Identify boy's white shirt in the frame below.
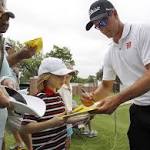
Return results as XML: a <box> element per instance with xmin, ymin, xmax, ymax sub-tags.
<box><xmin>58</xmin><ymin>84</ymin><xmax>72</xmax><ymax>112</ymax></box>
<box><xmin>58</xmin><ymin>84</ymin><xmax>73</xmax><ymax>129</ymax></box>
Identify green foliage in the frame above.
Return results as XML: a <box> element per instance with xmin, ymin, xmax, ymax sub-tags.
<box><xmin>96</xmin><ymin>68</ymin><xmax>103</xmax><ymax>81</ymax></box>
<box><xmin>73</xmin><ymin>76</ymin><xmax>88</xmax><ymax>83</ymax></box>
<box><xmin>6</xmin><ymin>38</ymin><xmax>24</xmax><ymax>51</ymax></box>
<box><xmin>19</xmin><ymin>54</ymin><xmax>43</xmax><ymax>83</ymax></box>
<box><xmin>87</xmin><ymin>75</ymin><xmax>96</xmax><ymax>83</ymax></box>
<box><xmin>45</xmin><ymin>45</ymin><xmax>75</xmax><ymax>65</ymax></box>
<box><xmin>19</xmin><ymin>44</ymin><xmax>76</xmax><ymax>83</ymax></box>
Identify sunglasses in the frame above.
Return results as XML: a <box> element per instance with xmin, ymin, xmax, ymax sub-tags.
<box><xmin>94</xmin><ymin>17</ymin><xmax>109</xmax><ymax>30</ymax></box>
<box><xmin>94</xmin><ymin>10</ymin><xmax>113</xmax><ymax>30</ymax></box>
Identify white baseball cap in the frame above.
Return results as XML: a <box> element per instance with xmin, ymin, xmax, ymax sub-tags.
<box><xmin>38</xmin><ymin>57</ymin><xmax>76</xmax><ymax>76</ymax></box>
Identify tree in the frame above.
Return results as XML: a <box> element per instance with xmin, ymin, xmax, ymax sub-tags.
<box><xmin>96</xmin><ymin>67</ymin><xmax>121</xmax><ymax>92</ymax></box>
<box><xmin>45</xmin><ymin>45</ymin><xmax>75</xmax><ymax>65</ymax></box>
<box><xmin>20</xmin><ymin>45</ymin><xmax>76</xmax><ymax>83</ymax></box>
<box><xmin>19</xmin><ymin>54</ymin><xmax>43</xmax><ymax>83</ymax></box>
<box><xmin>6</xmin><ymin>40</ymin><xmax>81</xmax><ymax>83</ymax></box>
<box><xmin>96</xmin><ymin>68</ymin><xmax>103</xmax><ymax>81</ymax></box>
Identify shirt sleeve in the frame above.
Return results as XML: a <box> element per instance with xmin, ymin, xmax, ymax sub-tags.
<box><xmin>138</xmin><ymin>24</ymin><xmax>150</xmax><ymax>66</ymax></box>
<box><xmin>102</xmin><ymin>50</ymin><xmax>116</xmax><ymax>81</ymax></box>
<box><xmin>0</xmin><ymin>54</ymin><xmax>16</xmax><ymax>83</ymax></box>
<box><xmin>22</xmin><ymin>113</ymin><xmax>39</xmax><ymax>125</ymax></box>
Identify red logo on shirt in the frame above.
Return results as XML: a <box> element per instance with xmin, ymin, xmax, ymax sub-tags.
<box><xmin>126</xmin><ymin>41</ymin><xmax>132</xmax><ymax>49</ymax></box>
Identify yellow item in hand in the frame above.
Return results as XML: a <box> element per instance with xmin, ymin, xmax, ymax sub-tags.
<box><xmin>72</xmin><ymin>104</ymin><xmax>93</xmax><ymax>113</ymax></box>
<box><xmin>24</xmin><ymin>37</ymin><xmax>43</xmax><ymax>53</ymax></box>
<box><xmin>63</xmin><ymin>102</ymin><xmax>99</xmax><ymax>118</ymax></box>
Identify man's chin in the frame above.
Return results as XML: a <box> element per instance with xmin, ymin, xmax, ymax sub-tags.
<box><xmin>0</xmin><ymin>30</ymin><xmax>7</xmax><ymax>33</ymax></box>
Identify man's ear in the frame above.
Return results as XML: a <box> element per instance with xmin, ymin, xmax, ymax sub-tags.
<box><xmin>113</xmin><ymin>9</ymin><xmax>118</xmax><ymax>16</ymax></box>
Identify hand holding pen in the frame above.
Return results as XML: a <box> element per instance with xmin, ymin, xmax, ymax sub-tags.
<box><xmin>80</xmin><ymin>88</ymin><xmax>95</xmax><ymax>107</ymax></box>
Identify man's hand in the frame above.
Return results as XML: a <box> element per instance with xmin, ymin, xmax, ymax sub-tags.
<box><xmin>1</xmin><ymin>78</ymin><xmax>16</xmax><ymax>89</ymax></box>
<box><xmin>81</xmin><ymin>90</ymin><xmax>94</xmax><ymax>107</ymax></box>
<box><xmin>7</xmin><ymin>45</ymin><xmax>36</xmax><ymax>67</ymax></box>
<box><xmin>94</xmin><ymin>95</ymin><xmax>121</xmax><ymax>114</ymax></box>
<box><xmin>19</xmin><ymin>46</ymin><xmax>36</xmax><ymax>59</ymax></box>
<box><xmin>0</xmin><ymin>88</ymin><xmax>10</xmax><ymax>108</ymax></box>
<box><xmin>0</xmin><ymin>79</ymin><xmax>16</xmax><ymax>108</ymax></box>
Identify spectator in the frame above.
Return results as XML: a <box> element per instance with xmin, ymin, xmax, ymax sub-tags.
<box><xmin>0</xmin><ymin>1</ymin><xmax>36</xmax><ymax>149</ymax></box>
<box><xmin>58</xmin><ymin>63</ymin><xmax>77</xmax><ymax>149</ymax></box>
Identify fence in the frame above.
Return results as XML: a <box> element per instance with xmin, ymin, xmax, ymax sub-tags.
<box><xmin>26</xmin><ymin>77</ymin><xmax>119</xmax><ymax>96</ymax></box>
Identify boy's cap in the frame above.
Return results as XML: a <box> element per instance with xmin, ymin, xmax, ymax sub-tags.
<box><xmin>65</xmin><ymin>63</ymin><xmax>78</xmax><ymax>74</ymax></box>
<box><xmin>38</xmin><ymin>57</ymin><xmax>76</xmax><ymax>76</ymax></box>
<box><xmin>86</xmin><ymin>0</ymin><xmax>114</xmax><ymax>31</ymax></box>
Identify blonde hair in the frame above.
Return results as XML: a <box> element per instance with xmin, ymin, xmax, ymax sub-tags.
<box><xmin>37</xmin><ymin>73</ymin><xmax>51</xmax><ymax>92</ymax></box>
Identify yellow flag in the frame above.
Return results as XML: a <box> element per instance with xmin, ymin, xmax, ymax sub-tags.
<box><xmin>24</xmin><ymin>37</ymin><xmax>43</xmax><ymax>53</ymax></box>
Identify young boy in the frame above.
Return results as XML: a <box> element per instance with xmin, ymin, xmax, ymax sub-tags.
<box><xmin>20</xmin><ymin>57</ymin><xmax>88</xmax><ymax>150</ymax></box>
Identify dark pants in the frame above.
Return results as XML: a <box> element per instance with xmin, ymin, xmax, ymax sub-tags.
<box><xmin>127</xmin><ymin>104</ymin><xmax>150</xmax><ymax>150</ymax></box>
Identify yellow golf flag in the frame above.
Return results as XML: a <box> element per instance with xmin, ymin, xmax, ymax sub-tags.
<box><xmin>24</xmin><ymin>37</ymin><xmax>43</xmax><ymax>53</ymax></box>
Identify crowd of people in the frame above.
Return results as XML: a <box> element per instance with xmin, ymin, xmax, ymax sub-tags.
<box><xmin>1</xmin><ymin>0</ymin><xmax>150</xmax><ymax>150</ymax></box>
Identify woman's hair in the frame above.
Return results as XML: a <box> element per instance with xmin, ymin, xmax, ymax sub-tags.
<box><xmin>37</xmin><ymin>73</ymin><xmax>51</xmax><ymax>92</ymax></box>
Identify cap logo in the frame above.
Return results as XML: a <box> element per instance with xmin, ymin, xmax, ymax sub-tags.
<box><xmin>106</xmin><ymin>8</ymin><xmax>113</xmax><ymax>11</ymax></box>
<box><xmin>89</xmin><ymin>6</ymin><xmax>100</xmax><ymax>16</ymax></box>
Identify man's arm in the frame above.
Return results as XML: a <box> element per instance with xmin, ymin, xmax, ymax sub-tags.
<box><xmin>92</xmin><ymin>80</ymin><xmax>114</xmax><ymax>101</ymax></box>
<box><xmin>81</xmin><ymin>80</ymin><xmax>114</xmax><ymax>103</ymax></box>
<box><xmin>115</xmin><ymin>63</ymin><xmax>150</xmax><ymax>104</ymax></box>
<box><xmin>7</xmin><ymin>46</ymin><xmax>36</xmax><ymax>67</ymax></box>
<box><xmin>96</xmin><ymin>64</ymin><xmax>150</xmax><ymax>114</ymax></box>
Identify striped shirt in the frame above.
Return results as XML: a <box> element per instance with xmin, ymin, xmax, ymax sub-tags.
<box><xmin>22</xmin><ymin>90</ymin><xmax>67</xmax><ymax>150</ymax></box>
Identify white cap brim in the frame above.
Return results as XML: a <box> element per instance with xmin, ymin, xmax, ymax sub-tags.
<box><xmin>51</xmin><ymin>68</ymin><xmax>76</xmax><ymax>76</ymax></box>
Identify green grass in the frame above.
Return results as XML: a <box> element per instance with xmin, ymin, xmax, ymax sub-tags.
<box><xmin>70</xmin><ymin>104</ymin><xmax>130</xmax><ymax>150</ymax></box>
<box><xmin>71</xmin><ymin>96</ymin><xmax>130</xmax><ymax>150</ymax></box>
<box><xmin>6</xmin><ymin>97</ymin><xmax>130</xmax><ymax>150</ymax></box>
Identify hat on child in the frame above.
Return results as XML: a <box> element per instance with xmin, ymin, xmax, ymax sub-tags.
<box><xmin>38</xmin><ymin>57</ymin><xmax>76</xmax><ymax>76</ymax></box>
<box><xmin>86</xmin><ymin>0</ymin><xmax>114</xmax><ymax>31</ymax></box>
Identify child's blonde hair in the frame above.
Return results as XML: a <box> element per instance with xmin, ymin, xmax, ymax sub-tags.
<box><xmin>37</xmin><ymin>73</ymin><xmax>51</xmax><ymax>92</ymax></box>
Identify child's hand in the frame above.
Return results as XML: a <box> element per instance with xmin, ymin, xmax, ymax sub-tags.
<box><xmin>52</xmin><ymin>113</ymin><xmax>66</xmax><ymax>126</ymax></box>
<box><xmin>66</xmin><ymin>113</ymin><xmax>90</xmax><ymax>124</ymax></box>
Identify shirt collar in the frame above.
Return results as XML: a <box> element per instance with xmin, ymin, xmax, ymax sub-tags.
<box><xmin>44</xmin><ymin>87</ymin><xmax>56</xmax><ymax>96</ymax></box>
<box><xmin>62</xmin><ymin>84</ymin><xmax>71</xmax><ymax>91</ymax></box>
<box><xmin>120</xmin><ymin>23</ymin><xmax>131</xmax><ymax>40</ymax></box>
